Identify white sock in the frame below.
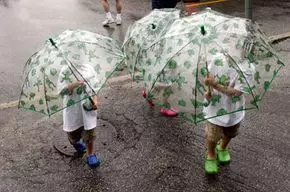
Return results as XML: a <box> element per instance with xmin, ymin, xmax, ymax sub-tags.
<box><xmin>116</xmin><ymin>13</ymin><xmax>121</xmax><ymax>18</ymax></box>
<box><xmin>106</xmin><ymin>12</ymin><xmax>112</xmax><ymax>18</ymax></box>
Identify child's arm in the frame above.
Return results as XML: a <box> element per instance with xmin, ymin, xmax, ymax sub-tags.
<box><xmin>91</xmin><ymin>95</ymin><xmax>98</xmax><ymax>110</ymax></box>
<box><xmin>205</xmin><ymin>74</ymin><xmax>242</xmax><ymax>97</ymax></box>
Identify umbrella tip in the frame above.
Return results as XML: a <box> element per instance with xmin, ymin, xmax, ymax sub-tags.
<box><xmin>200</xmin><ymin>26</ymin><xmax>206</xmax><ymax>36</ymax></box>
<box><xmin>49</xmin><ymin>38</ymin><xmax>58</xmax><ymax>49</ymax></box>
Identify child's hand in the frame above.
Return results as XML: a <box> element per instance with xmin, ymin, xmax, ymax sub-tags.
<box><xmin>204</xmin><ymin>73</ymin><xmax>217</xmax><ymax>87</ymax></box>
<box><xmin>204</xmin><ymin>91</ymin><xmax>212</xmax><ymax>101</ymax></box>
<box><xmin>78</xmin><ymin>80</ymin><xmax>85</xmax><ymax>85</ymax></box>
<box><xmin>67</xmin><ymin>80</ymin><xmax>85</xmax><ymax>93</ymax></box>
<box><xmin>92</xmin><ymin>95</ymin><xmax>98</xmax><ymax>110</ymax></box>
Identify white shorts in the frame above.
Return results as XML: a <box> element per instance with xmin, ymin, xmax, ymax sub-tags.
<box><xmin>63</xmin><ymin>103</ymin><xmax>97</xmax><ymax>132</ymax></box>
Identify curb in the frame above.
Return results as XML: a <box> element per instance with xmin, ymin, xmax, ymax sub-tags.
<box><xmin>269</xmin><ymin>32</ymin><xmax>290</xmax><ymax>43</ymax></box>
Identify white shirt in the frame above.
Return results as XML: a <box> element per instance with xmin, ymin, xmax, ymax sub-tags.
<box><xmin>203</xmin><ymin>53</ymin><xmax>255</xmax><ymax>127</ymax></box>
<box><xmin>57</xmin><ymin>64</ymin><xmax>98</xmax><ymax>132</ymax></box>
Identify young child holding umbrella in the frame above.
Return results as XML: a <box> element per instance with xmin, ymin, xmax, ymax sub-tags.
<box><xmin>203</xmin><ymin>51</ymin><xmax>255</xmax><ymax>174</ymax></box>
<box><xmin>57</xmin><ymin>64</ymin><xmax>101</xmax><ymax>168</ymax></box>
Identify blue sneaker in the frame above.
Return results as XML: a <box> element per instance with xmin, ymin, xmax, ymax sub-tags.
<box><xmin>73</xmin><ymin>139</ymin><xmax>86</xmax><ymax>153</ymax></box>
<box><xmin>87</xmin><ymin>154</ymin><xmax>101</xmax><ymax>168</ymax></box>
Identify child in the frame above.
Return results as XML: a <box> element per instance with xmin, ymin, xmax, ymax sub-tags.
<box><xmin>57</xmin><ymin>64</ymin><xmax>100</xmax><ymax>168</ymax></box>
<box><xmin>142</xmin><ymin>68</ymin><xmax>179</xmax><ymax>117</ymax></box>
<box><xmin>203</xmin><ymin>52</ymin><xmax>255</xmax><ymax>174</ymax></box>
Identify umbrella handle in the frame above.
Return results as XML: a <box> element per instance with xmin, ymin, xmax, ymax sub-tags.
<box><xmin>89</xmin><ymin>97</ymin><xmax>98</xmax><ymax>110</ymax></box>
<box><xmin>207</xmin><ymin>85</ymin><xmax>212</xmax><ymax>97</ymax></box>
<box><xmin>83</xmin><ymin>97</ymin><xmax>98</xmax><ymax>111</ymax></box>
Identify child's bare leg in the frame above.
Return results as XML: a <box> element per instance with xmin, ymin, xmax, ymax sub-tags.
<box><xmin>205</xmin><ymin>123</ymin><xmax>221</xmax><ymax>158</ymax></box>
<box><xmin>220</xmin><ymin>123</ymin><xmax>239</xmax><ymax>149</ymax></box>
<box><xmin>216</xmin><ymin>125</ymin><xmax>239</xmax><ymax>164</ymax></box>
<box><xmin>82</xmin><ymin>128</ymin><xmax>97</xmax><ymax>155</ymax></box>
<box><xmin>204</xmin><ymin>123</ymin><xmax>220</xmax><ymax>174</ymax></box>
<box><xmin>207</xmin><ymin>140</ymin><xmax>217</xmax><ymax>159</ymax></box>
<box><xmin>67</xmin><ymin>127</ymin><xmax>86</xmax><ymax>153</ymax></box>
<box><xmin>83</xmin><ymin>128</ymin><xmax>100</xmax><ymax>167</ymax></box>
<box><xmin>86</xmin><ymin>141</ymin><xmax>94</xmax><ymax>155</ymax></box>
<box><xmin>67</xmin><ymin>127</ymin><xmax>83</xmax><ymax>146</ymax></box>
<box><xmin>220</xmin><ymin>136</ymin><xmax>231</xmax><ymax>149</ymax></box>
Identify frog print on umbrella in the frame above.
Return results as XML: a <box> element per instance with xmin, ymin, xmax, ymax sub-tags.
<box><xmin>19</xmin><ymin>29</ymin><xmax>125</xmax><ymax>116</ymax></box>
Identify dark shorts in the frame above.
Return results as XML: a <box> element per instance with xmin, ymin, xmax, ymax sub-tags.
<box><xmin>67</xmin><ymin>127</ymin><xmax>96</xmax><ymax>145</ymax></box>
<box><xmin>205</xmin><ymin>122</ymin><xmax>240</xmax><ymax>143</ymax></box>
<box><xmin>152</xmin><ymin>0</ymin><xmax>178</xmax><ymax>9</ymax></box>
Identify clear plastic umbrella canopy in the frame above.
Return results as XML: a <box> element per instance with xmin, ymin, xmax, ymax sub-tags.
<box><xmin>139</xmin><ymin>8</ymin><xmax>285</xmax><ymax>124</ymax></box>
<box><xmin>122</xmin><ymin>8</ymin><xmax>180</xmax><ymax>80</ymax></box>
<box><xmin>19</xmin><ymin>29</ymin><xmax>125</xmax><ymax>116</ymax></box>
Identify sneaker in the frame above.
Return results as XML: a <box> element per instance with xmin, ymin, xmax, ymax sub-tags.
<box><xmin>160</xmin><ymin>107</ymin><xmax>178</xmax><ymax>117</ymax></box>
<box><xmin>102</xmin><ymin>17</ymin><xmax>114</xmax><ymax>27</ymax></box>
<box><xmin>87</xmin><ymin>154</ymin><xmax>101</xmax><ymax>168</ymax></box>
<box><xmin>216</xmin><ymin>144</ymin><xmax>231</xmax><ymax>164</ymax></box>
<box><xmin>73</xmin><ymin>139</ymin><xmax>86</xmax><ymax>153</ymax></box>
<box><xmin>115</xmin><ymin>15</ymin><xmax>122</xmax><ymax>25</ymax></box>
<box><xmin>205</xmin><ymin>157</ymin><xmax>219</xmax><ymax>175</ymax></box>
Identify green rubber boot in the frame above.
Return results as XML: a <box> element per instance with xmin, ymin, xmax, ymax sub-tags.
<box><xmin>205</xmin><ymin>157</ymin><xmax>219</xmax><ymax>175</ymax></box>
<box><xmin>216</xmin><ymin>144</ymin><xmax>231</xmax><ymax>164</ymax></box>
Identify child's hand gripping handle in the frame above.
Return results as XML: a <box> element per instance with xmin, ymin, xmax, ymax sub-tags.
<box><xmin>89</xmin><ymin>97</ymin><xmax>98</xmax><ymax>110</ymax></box>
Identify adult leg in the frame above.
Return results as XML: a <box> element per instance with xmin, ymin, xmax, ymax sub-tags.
<box><xmin>115</xmin><ymin>0</ymin><xmax>122</xmax><ymax>25</ymax></box>
<box><xmin>101</xmin><ymin>0</ymin><xmax>114</xmax><ymax>26</ymax></box>
<box><xmin>101</xmin><ymin>0</ymin><xmax>110</xmax><ymax>12</ymax></box>
<box><xmin>116</xmin><ymin>0</ymin><xmax>122</xmax><ymax>13</ymax></box>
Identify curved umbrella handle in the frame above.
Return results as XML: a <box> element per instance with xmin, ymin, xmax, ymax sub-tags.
<box><xmin>83</xmin><ymin>97</ymin><xmax>98</xmax><ymax>111</ymax></box>
<box><xmin>89</xmin><ymin>97</ymin><xmax>98</xmax><ymax>110</ymax></box>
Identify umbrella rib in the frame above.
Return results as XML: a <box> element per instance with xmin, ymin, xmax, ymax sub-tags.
<box><xmin>64</xmin><ymin>57</ymin><xmax>96</xmax><ymax>96</ymax></box>
<box><xmin>43</xmin><ymin>71</ymin><xmax>50</xmax><ymax>115</ymax></box>
<box><xmin>148</xmin><ymin>39</ymin><xmax>195</xmax><ymax>94</ymax></box>
<box><xmin>223</xmin><ymin>51</ymin><xmax>258</xmax><ymax>108</ymax></box>
<box><xmin>22</xmin><ymin>51</ymin><xmax>39</xmax><ymax>74</ymax></box>
<box><xmin>43</xmin><ymin>47</ymin><xmax>57</xmax><ymax>116</ymax></box>
<box><xmin>213</xmin><ymin>18</ymin><xmax>242</xmax><ymax>28</ymax></box>
<box><xmin>196</xmin><ymin>106</ymin><xmax>256</xmax><ymax>123</ymax></box>
<box><xmin>258</xmin><ymin>41</ymin><xmax>285</xmax><ymax>64</ymax></box>
<box><xmin>132</xmin><ymin>33</ymin><xmax>152</xmax><ymax>80</ymax></box>
<box><xmin>260</xmin><ymin>64</ymin><xmax>283</xmax><ymax>99</ymax></box>
<box><xmin>18</xmin><ymin>52</ymin><xmax>40</xmax><ymax>109</ymax></box>
<box><xmin>94</xmin><ymin>57</ymin><xmax>126</xmax><ymax>95</ymax></box>
<box><xmin>53</xmin><ymin>43</ymin><xmax>97</xmax><ymax>96</ymax></box>
<box><xmin>59</xmin><ymin>41</ymin><xmax>124</xmax><ymax>58</ymax></box>
<box><xmin>193</xmin><ymin>43</ymin><xmax>202</xmax><ymax>124</ymax></box>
